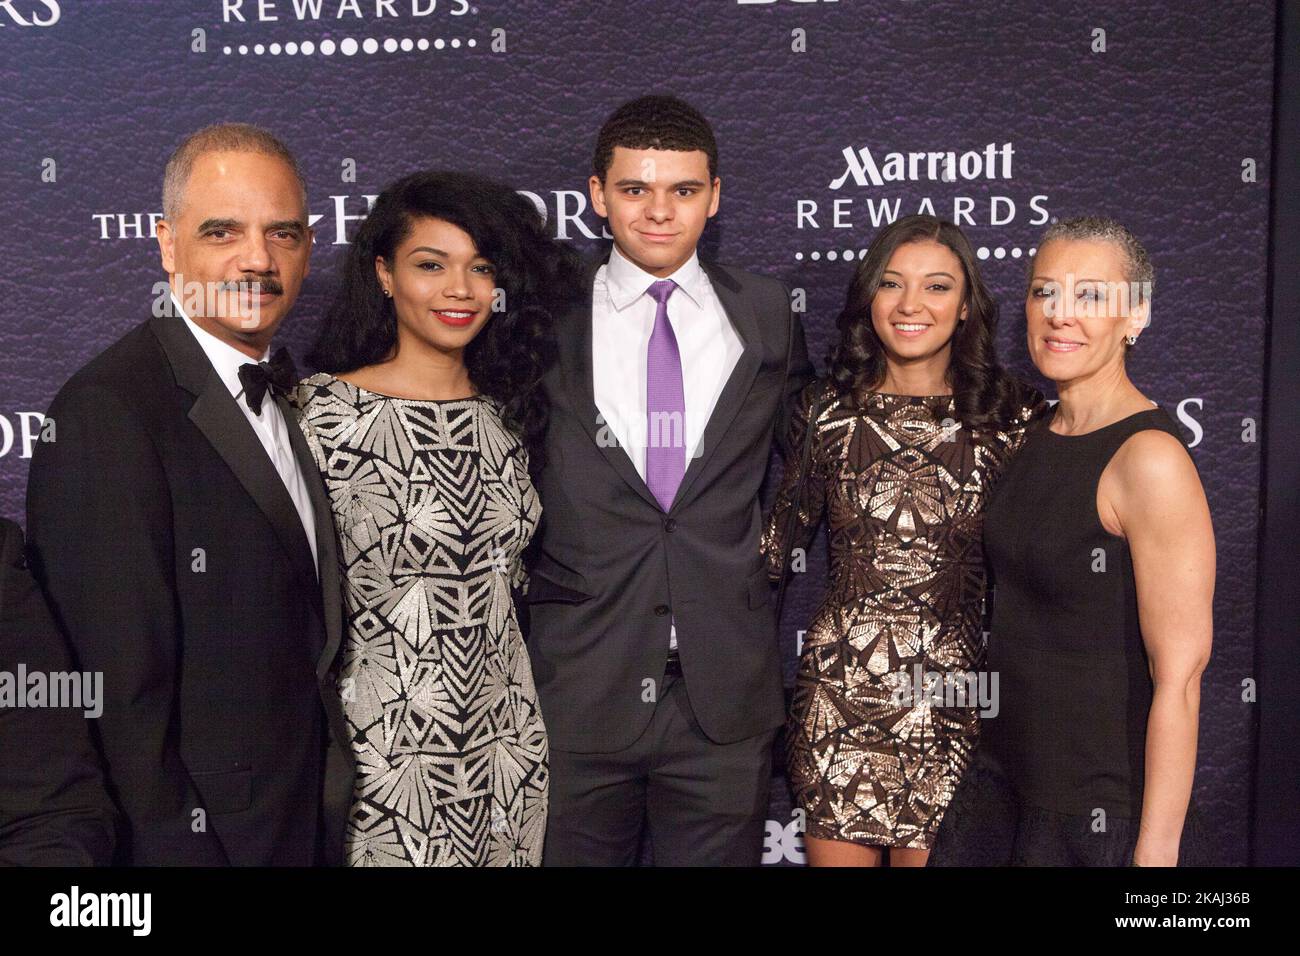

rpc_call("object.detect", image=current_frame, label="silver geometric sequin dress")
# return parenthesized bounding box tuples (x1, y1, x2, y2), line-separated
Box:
(292, 372, 548, 866)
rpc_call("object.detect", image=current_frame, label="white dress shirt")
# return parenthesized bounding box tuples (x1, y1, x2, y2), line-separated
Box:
(171, 292, 319, 574)
(591, 245, 743, 649)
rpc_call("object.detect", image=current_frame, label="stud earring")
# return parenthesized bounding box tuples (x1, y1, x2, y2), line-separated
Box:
(1125, 334, 1137, 345)
(383, 288, 392, 298)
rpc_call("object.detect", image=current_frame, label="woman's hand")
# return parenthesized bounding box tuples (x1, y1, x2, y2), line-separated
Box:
(1132, 835, 1181, 867)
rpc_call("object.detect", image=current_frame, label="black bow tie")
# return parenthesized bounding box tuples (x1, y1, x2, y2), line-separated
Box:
(236, 347, 298, 415)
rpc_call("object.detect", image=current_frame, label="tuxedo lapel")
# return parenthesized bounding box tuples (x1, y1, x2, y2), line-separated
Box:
(275, 391, 346, 681)
(556, 258, 661, 511)
(148, 312, 319, 595)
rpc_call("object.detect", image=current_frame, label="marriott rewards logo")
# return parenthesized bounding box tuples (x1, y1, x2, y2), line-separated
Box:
(794, 141, 1051, 260)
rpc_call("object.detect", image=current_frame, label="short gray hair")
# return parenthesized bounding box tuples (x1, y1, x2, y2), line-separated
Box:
(1027, 215, 1154, 300)
(162, 123, 307, 222)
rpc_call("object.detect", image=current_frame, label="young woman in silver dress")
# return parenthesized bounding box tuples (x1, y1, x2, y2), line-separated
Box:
(292, 171, 579, 866)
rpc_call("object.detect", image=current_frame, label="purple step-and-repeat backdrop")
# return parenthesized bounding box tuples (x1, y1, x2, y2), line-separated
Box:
(0, 1, 1274, 864)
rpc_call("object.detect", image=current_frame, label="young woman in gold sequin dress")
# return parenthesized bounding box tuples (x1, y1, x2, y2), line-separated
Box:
(762, 215, 1047, 866)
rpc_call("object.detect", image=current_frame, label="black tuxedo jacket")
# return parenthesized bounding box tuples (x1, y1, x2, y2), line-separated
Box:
(0, 517, 117, 865)
(525, 254, 814, 752)
(25, 312, 355, 865)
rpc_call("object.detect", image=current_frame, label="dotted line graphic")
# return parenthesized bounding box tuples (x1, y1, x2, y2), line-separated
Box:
(222, 37, 478, 56)
(795, 246, 1037, 262)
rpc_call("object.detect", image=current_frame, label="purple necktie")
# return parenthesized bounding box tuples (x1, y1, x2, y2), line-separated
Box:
(645, 278, 684, 512)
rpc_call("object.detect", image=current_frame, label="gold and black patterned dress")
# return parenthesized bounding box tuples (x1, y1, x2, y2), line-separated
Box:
(762, 379, 1045, 849)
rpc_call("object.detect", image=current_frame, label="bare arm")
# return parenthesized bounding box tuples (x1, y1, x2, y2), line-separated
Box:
(1101, 429, 1215, 866)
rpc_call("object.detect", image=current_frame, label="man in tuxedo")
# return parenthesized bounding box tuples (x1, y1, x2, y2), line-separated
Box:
(527, 95, 814, 865)
(0, 517, 116, 865)
(25, 123, 353, 865)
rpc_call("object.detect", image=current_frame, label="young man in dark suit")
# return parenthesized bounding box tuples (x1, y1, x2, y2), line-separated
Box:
(25, 124, 353, 865)
(526, 95, 814, 865)
(0, 517, 116, 865)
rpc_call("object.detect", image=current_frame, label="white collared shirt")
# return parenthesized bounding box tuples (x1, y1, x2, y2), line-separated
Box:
(592, 244, 743, 478)
(591, 245, 743, 649)
(171, 291, 318, 574)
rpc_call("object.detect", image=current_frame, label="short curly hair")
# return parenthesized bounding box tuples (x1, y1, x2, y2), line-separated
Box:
(1028, 215, 1154, 298)
(592, 95, 718, 183)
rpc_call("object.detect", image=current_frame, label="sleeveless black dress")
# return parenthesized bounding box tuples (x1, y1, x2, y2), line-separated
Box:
(929, 404, 1209, 866)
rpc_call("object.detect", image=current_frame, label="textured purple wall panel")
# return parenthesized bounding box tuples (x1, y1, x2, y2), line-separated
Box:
(0, 0, 1273, 864)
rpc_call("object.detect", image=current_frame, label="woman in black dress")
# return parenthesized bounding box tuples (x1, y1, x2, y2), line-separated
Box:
(930, 216, 1216, 866)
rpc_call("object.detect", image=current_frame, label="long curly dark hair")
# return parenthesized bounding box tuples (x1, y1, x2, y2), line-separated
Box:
(827, 214, 1030, 429)
(309, 170, 583, 475)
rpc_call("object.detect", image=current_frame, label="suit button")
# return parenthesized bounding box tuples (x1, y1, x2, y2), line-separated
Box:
(664, 518, 676, 532)
(654, 604, 670, 616)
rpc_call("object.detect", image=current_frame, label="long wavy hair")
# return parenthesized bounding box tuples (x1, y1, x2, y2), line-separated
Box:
(827, 214, 1030, 429)
(310, 170, 582, 474)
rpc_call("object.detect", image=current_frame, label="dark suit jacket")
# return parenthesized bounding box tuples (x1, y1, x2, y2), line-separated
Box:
(525, 254, 814, 752)
(0, 517, 117, 865)
(25, 312, 355, 865)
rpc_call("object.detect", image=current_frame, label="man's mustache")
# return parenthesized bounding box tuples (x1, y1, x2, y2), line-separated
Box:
(215, 276, 284, 296)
